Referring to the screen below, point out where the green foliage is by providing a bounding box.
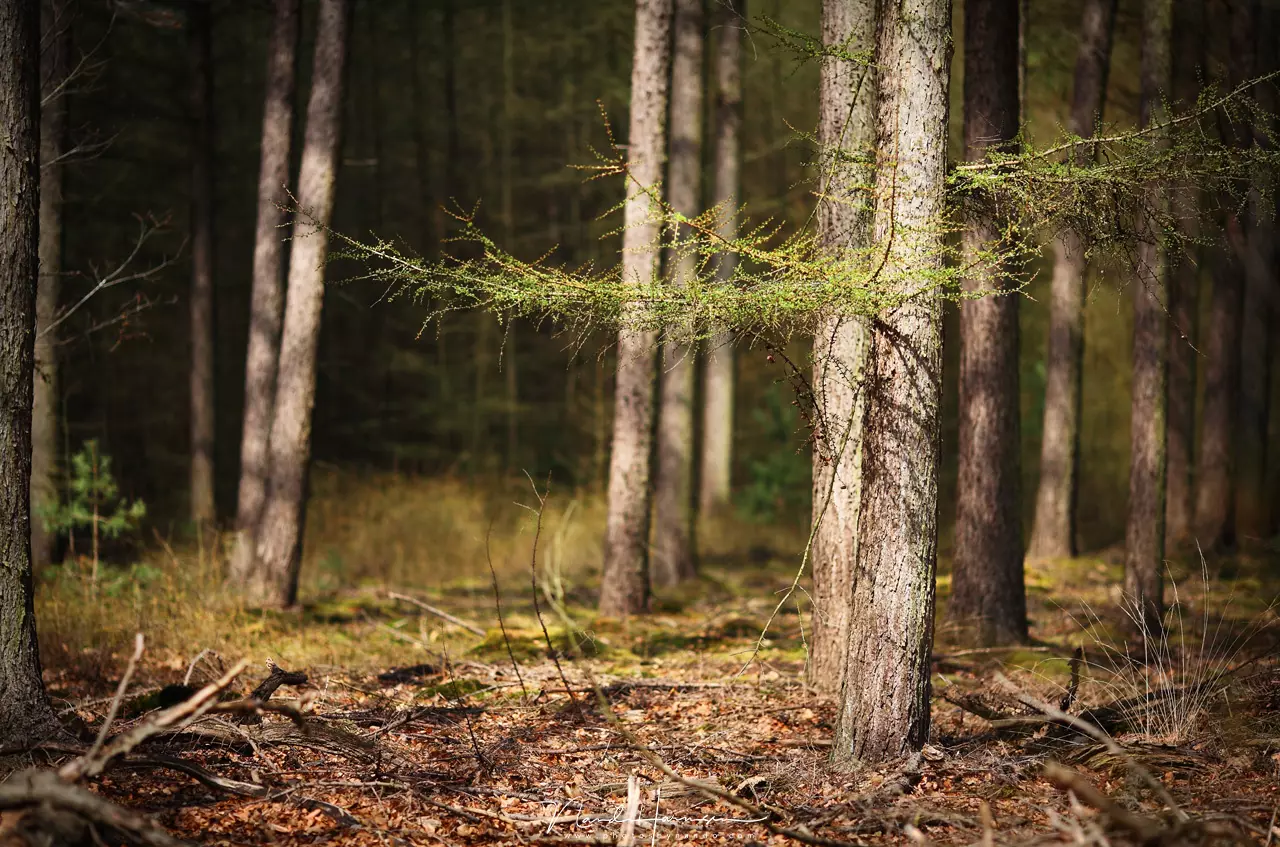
[41,440,146,555]
[736,386,811,523]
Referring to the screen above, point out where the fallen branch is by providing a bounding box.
[0,768,187,847]
[389,591,486,636]
[1043,761,1160,841]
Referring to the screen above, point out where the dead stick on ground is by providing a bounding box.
[485,516,528,697]
[389,591,486,636]
[1042,761,1161,841]
[84,632,145,764]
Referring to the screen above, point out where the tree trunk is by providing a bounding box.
[247,0,350,608]
[1124,0,1171,636]
[1235,6,1276,542]
[698,0,742,518]
[831,0,950,768]
[599,0,673,617]
[652,0,703,588]
[230,0,299,584]
[501,0,519,472]
[1164,0,1205,549]
[1196,0,1255,550]
[0,0,59,745]
[188,0,216,530]
[807,0,876,695]
[950,0,1026,648]
[32,0,69,571]
[1027,0,1118,560]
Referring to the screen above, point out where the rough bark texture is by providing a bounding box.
[950,0,1026,648]
[1125,0,1171,635]
[698,0,742,517]
[32,0,68,571]
[1027,0,1117,560]
[598,0,673,617]
[1195,0,1255,550]
[808,0,876,696]
[231,0,300,583]
[0,0,59,744]
[831,0,950,768]
[1235,6,1276,541]
[248,0,350,608]
[1164,0,1204,549]
[188,0,216,529]
[653,0,702,588]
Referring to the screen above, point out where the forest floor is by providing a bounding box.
[8,479,1280,846]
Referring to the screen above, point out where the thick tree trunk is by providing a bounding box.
[831,0,950,768]
[188,0,216,530]
[599,0,673,617]
[230,0,299,584]
[1164,0,1205,549]
[0,0,59,745]
[950,0,1026,648]
[697,0,742,517]
[1027,0,1118,560]
[1196,0,1255,550]
[807,0,876,695]
[1125,0,1171,636]
[652,0,703,588]
[247,0,350,608]
[32,0,69,571]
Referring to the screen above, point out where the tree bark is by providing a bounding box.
[1195,0,1255,550]
[188,0,216,530]
[831,0,950,768]
[0,0,59,745]
[697,0,742,517]
[247,0,350,608]
[1165,0,1204,549]
[950,0,1026,648]
[599,0,673,617]
[652,0,703,588]
[1125,0,1171,636]
[807,0,876,695]
[32,0,69,571]
[1027,0,1118,560]
[230,0,299,585]
[1235,5,1276,542]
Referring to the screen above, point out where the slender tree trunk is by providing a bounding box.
[1235,6,1276,541]
[652,0,703,588]
[1196,0,1255,550]
[807,0,876,695]
[0,0,59,745]
[699,0,742,517]
[1027,0,1118,560]
[599,0,674,617]
[32,0,69,571]
[1125,0,1171,635]
[247,0,350,608]
[950,0,1026,648]
[231,0,299,584]
[188,0,216,530]
[501,0,519,472]
[831,0,950,768]
[1164,0,1205,549]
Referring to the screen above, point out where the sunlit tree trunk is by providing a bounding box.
[1125,0,1171,635]
[807,0,876,695]
[698,0,742,518]
[32,0,69,571]
[1165,0,1204,549]
[188,0,216,530]
[831,0,950,768]
[1235,7,1276,542]
[950,0,1026,648]
[1196,0,1255,550]
[248,0,351,608]
[599,0,673,617]
[0,0,59,745]
[653,0,703,588]
[1027,0,1117,560]
[231,0,299,585]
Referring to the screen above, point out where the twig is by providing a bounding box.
[389,591,486,636]
[522,473,577,703]
[0,769,187,847]
[1042,761,1160,840]
[619,775,640,847]
[85,633,145,764]
[485,517,528,697]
